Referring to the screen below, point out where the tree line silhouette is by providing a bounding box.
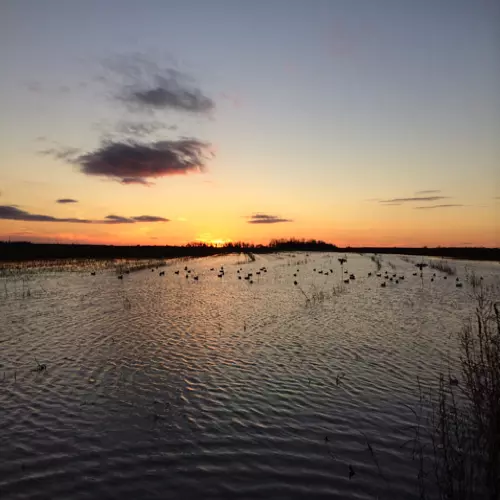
[0,239,497,262]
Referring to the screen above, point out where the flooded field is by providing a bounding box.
[1,252,498,500]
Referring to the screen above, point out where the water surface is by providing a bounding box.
[1,253,498,499]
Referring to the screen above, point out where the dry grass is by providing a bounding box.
[429,260,457,276]
[407,282,500,499]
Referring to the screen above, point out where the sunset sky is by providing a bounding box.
[1,0,499,247]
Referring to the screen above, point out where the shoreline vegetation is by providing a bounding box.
[0,240,498,262]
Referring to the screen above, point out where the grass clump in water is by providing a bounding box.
[428,259,457,276]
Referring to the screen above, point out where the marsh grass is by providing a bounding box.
[429,260,457,276]
[371,254,383,271]
[406,282,500,499]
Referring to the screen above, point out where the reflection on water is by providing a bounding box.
[0,253,498,499]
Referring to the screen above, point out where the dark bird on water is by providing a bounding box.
[294,281,298,285]
[90,272,96,276]
[349,465,355,479]
[118,275,123,279]
[175,270,179,274]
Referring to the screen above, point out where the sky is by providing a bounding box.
[0,0,499,247]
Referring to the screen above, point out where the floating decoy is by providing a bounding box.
[294,281,298,285]
[344,279,349,284]
[349,465,355,480]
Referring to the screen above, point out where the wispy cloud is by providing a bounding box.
[124,76,214,114]
[44,139,212,185]
[415,190,441,195]
[104,55,215,114]
[40,147,81,161]
[414,204,463,210]
[56,198,78,204]
[247,213,293,224]
[0,206,169,223]
[379,196,450,203]
[115,121,177,137]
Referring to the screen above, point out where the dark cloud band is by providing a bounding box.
[0,206,169,224]
[247,213,293,224]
